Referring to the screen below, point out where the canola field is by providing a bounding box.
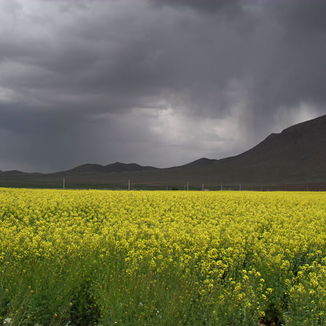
[0,188,325,326]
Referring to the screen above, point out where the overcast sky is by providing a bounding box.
[0,0,325,172]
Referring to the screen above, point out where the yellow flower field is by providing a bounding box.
[0,188,325,325]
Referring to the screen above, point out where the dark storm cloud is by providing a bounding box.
[151,0,241,13]
[278,0,326,32]
[246,0,326,121]
[0,0,325,172]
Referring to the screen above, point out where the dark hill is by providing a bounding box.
[66,164,108,174]
[1,115,325,188]
[0,170,27,176]
[178,158,217,168]
[62,162,158,175]
[219,114,326,183]
[105,162,157,173]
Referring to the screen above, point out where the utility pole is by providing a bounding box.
[63,177,65,189]
[128,179,131,191]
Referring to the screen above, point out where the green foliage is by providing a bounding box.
[0,189,325,325]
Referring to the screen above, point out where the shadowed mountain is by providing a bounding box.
[62,162,158,175]
[0,170,29,176]
[1,115,326,188]
[218,114,326,183]
[178,158,217,168]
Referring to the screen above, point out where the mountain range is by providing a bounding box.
[1,114,326,189]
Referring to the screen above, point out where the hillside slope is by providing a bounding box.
[62,162,157,175]
[1,115,325,187]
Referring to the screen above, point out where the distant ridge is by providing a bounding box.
[178,158,217,168]
[1,114,326,188]
[0,170,27,176]
[63,162,157,175]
